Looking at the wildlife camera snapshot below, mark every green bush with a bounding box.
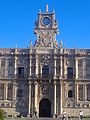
[0,109,4,120]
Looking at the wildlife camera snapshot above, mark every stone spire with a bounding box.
[46,4,48,12]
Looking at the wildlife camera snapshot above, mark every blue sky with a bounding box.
[0,0,90,48]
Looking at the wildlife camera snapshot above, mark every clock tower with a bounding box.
[34,5,59,48]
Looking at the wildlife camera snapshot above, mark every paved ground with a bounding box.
[4,117,90,120]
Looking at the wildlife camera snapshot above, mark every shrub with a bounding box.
[0,109,4,120]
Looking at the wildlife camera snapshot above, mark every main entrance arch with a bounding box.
[39,98,51,117]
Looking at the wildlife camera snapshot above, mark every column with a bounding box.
[60,81,62,114]
[28,81,32,115]
[76,84,78,101]
[64,58,67,79]
[4,83,8,100]
[84,84,87,101]
[54,81,56,115]
[12,82,17,100]
[75,58,78,79]
[54,58,56,77]
[83,84,85,101]
[34,81,38,110]
[29,55,32,77]
[60,56,63,79]
[36,54,38,77]
[75,83,78,106]
[15,56,18,76]
[40,64,42,76]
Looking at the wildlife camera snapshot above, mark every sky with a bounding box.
[0,0,90,48]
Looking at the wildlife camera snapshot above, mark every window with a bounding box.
[42,65,49,76]
[78,85,83,101]
[68,90,73,98]
[87,85,90,101]
[18,67,24,76]
[67,67,73,79]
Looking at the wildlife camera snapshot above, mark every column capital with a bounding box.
[28,81,32,85]
[54,80,57,85]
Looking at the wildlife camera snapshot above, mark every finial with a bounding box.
[60,40,63,48]
[46,4,48,12]
[30,40,33,48]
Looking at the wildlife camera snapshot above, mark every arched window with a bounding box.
[68,90,73,98]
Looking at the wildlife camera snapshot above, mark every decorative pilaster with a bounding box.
[83,84,85,101]
[15,55,18,76]
[54,58,57,78]
[54,81,57,115]
[75,83,78,107]
[36,54,38,77]
[84,84,87,101]
[34,81,38,111]
[4,83,8,101]
[64,58,67,79]
[75,58,78,79]
[12,81,17,107]
[40,64,42,76]
[28,81,32,115]
[29,55,32,77]
[60,56,63,79]
[76,84,78,101]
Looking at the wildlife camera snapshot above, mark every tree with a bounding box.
[0,109,4,120]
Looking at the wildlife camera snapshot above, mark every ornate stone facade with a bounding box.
[0,5,90,117]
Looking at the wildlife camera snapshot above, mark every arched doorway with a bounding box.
[39,98,51,117]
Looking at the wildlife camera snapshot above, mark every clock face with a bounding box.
[42,17,51,26]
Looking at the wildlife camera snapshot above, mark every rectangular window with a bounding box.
[67,67,73,79]
[18,67,24,76]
